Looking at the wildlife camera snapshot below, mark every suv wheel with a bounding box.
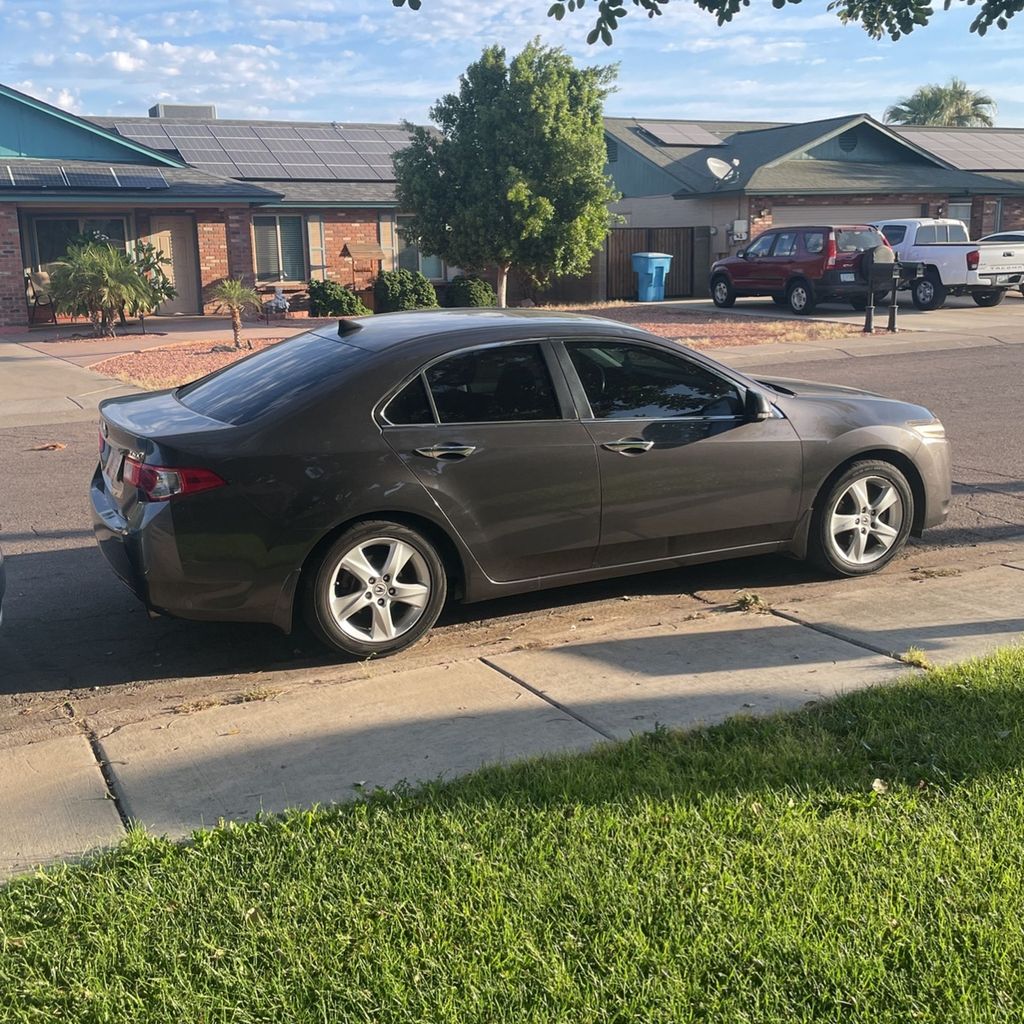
[711,275,735,308]
[304,521,448,658]
[911,271,946,311]
[787,280,816,315]
[808,460,914,577]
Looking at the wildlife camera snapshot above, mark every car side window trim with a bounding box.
[376,338,574,427]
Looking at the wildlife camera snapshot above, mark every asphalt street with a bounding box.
[1,341,1022,742]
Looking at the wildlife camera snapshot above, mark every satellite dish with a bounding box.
[706,156,740,186]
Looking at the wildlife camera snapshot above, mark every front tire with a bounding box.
[787,279,816,315]
[304,521,447,658]
[911,272,946,311]
[711,275,735,308]
[808,461,914,577]
[972,289,1006,307]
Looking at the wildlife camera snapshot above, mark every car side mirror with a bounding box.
[745,389,772,422]
[736,248,747,259]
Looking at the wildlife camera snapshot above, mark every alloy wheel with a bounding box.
[713,280,729,304]
[826,475,904,567]
[327,536,431,643]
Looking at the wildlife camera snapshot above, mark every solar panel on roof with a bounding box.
[209,125,258,138]
[10,163,66,187]
[235,162,289,177]
[164,124,214,138]
[297,127,343,140]
[221,139,273,154]
[636,122,723,147]
[336,130,381,142]
[114,121,169,137]
[189,163,241,178]
[112,167,169,189]
[254,126,298,139]
[265,139,315,154]
[324,164,379,180]
[63,166,118,188]
[0,166,15,186]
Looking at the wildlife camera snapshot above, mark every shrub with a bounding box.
[373,268,437,313]
[307,279,371,317]
[444,274,496,308]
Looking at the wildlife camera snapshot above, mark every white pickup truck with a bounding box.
[870,218,1024,310]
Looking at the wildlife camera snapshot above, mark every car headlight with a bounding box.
[908,418,946,440]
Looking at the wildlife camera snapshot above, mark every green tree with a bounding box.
[210,278,261,350]
[393,39,619,308]
[391,0,1021,42]
[884,78,997,127]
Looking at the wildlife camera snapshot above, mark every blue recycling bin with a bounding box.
[631,251,673,302]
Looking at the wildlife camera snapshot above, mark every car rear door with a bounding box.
[557,339,803,567]
[759,230,799,294]
[380,341,601,583]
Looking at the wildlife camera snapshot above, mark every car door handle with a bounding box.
[602,438,654,455]
[414,443,477,461]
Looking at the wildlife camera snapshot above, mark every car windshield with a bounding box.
[836,229,883,252]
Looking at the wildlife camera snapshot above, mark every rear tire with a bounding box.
[303,520,447,658]
[787,279,816,315]
[911,271,946,311]
[711,275,735,308]
[808,460,914,578]
[972,289,1006,307]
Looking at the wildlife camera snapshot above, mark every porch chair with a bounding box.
[26,271,57,325]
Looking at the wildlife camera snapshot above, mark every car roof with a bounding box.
[308,308,656,353]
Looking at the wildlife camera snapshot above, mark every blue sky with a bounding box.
[2,0,1021,127]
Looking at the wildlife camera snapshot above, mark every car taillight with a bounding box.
[123,456,226,501]
[826,234,838,269]
[966,249,981,271]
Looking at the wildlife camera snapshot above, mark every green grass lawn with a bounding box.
[3,649,1024,1022]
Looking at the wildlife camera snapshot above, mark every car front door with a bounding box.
[732,232,777,294]
[380,341,601,583]
[558,339,804,567]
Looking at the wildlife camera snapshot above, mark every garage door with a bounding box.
[770,204,922,227]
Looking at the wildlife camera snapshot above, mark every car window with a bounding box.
[985,233,1024,242]
[880,224,906,245]
[915,225,938,244]
[773,232,798,257]
[383,375,434,425]
[803,231,825,254]
[948,223,969,243]
[566,342,743,420]
[745,234,775,258]
[177,333,364,425]
[424,344,560,424]
[836,228,884,252]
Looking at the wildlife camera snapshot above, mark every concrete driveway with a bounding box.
[679,289,1024,338]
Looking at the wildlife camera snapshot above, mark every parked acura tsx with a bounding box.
[91,309,950,658]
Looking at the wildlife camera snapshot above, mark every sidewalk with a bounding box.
[3,557,1022,880]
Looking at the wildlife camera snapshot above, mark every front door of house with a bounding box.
[148,215,200,315]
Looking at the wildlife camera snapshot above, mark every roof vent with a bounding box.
[148,103,217,120]
[838,129,858,153]
[605,138,619,163]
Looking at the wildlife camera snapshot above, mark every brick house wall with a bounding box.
[0,207,27,328]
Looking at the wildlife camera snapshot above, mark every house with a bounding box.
[602,113,1024,299]
[0,82,443,329]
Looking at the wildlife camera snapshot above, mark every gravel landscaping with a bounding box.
[90,305,860,391]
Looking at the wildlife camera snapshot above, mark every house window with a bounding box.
[253,215,306,282]
[947,202,973,227]
[31,216,129,271]
[397,215,444,280]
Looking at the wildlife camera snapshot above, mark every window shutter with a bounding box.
[279,216,305,281]
[253,217,281,280]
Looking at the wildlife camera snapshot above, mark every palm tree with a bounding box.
[884,78,996,127]
[210,278,261,350]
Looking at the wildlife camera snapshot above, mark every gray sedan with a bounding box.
[91,310,950,658]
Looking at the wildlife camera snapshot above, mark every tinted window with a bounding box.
[948,223,969,243]
[745,234,775,258]
[773,232,798,257]
[880,224,906,245]
[567,342,743,420]
[384,375,434,425]
[803,231,825,254]
[425,345,559,424]
[178,333,363,425]
[915,225,938,244]
[836,228,884,252]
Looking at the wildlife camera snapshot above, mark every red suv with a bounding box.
[709,225,891,315]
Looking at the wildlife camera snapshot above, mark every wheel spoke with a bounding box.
[872,521,899,548]
[830,513,860,536]
[872,485,899,515]
[370,600,396,641]
[391,581,429,609]
[340,547,377,586]
[381,540,414,582]
[849,528,868,562]
[330,588,367,623]
[847,478,870,511]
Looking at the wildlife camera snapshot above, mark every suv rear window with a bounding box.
[177,332,363,424]
[836,228,884,252]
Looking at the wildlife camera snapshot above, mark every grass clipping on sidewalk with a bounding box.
[3,649,1024,1022]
